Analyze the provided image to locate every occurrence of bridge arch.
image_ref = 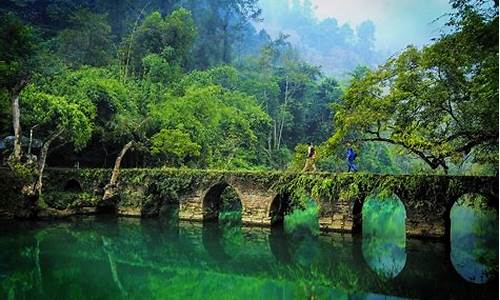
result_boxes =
[352,189,408,234]
[445,192,498,239]
[202,182,243,222]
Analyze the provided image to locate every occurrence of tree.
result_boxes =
[20,82,95,195]
[308,77,343,142]
[327,4,498,173]
[56,9,114,67]
[48,67,143,167]
[184,0,261,67]
[0,13,38,162]
[150,129,201,166]
[150,68,271,169]
[121,8,196,78]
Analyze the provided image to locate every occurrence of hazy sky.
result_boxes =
[308,0,452,51]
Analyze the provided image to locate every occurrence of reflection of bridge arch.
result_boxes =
[359,190,407,279]
[202,222,232,262]
[267,191,322,266]
[449,193,498,284]
[268,227,292,264]
[268,227,322,267]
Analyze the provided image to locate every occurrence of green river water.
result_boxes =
[0,197,497,299]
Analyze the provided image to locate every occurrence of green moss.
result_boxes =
[42,192,98,210]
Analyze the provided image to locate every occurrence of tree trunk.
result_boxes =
[267,128,272,154]
[36,130,63,195]
[123,5,148,80]
[222,11,231,63]
[273,119,277,149]
[277,78,290,150]
[10,79,28,161]
[12,93,22,160]
[28,124,39,155]
[103,141,133,201]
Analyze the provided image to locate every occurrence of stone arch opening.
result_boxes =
[96,203,118,215]
[202,183,243,223]
[449,193,498,284]
[63,179,83,193]
[159,198,180,225]
[269,190,320,237]
[361,191,406,238]
[361,190,407,279]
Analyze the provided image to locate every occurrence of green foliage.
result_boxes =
[284,199,320,236]
[0,12,38,89]
[7,160,36,183]
[288,143,309,171]
[0,1,496,175]
[142,54,182,84]
[151,78,271,169]
[121,9,196,77]
[21,83,95,150]
[55,9,114,67]
[326,5,498,174]
[151,129,201,166]
[455,193,490,211]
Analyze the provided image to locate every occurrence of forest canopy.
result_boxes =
[0,0,498,178]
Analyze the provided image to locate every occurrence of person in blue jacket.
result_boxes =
[346,143,358,172]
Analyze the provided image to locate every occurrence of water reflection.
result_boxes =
[0,217,497,299]
[362,238,406,279]
[202,222,232,261]
[450,194,498,284]
[283,199,321,267]
[269,227,292,263]
[270,226,321,268]
[362,192,407,278]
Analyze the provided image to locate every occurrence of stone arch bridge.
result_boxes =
[1,168,497,238]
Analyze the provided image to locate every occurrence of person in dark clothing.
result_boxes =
[347,144,358,172]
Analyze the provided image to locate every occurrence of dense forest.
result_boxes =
[0,0,498,189]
